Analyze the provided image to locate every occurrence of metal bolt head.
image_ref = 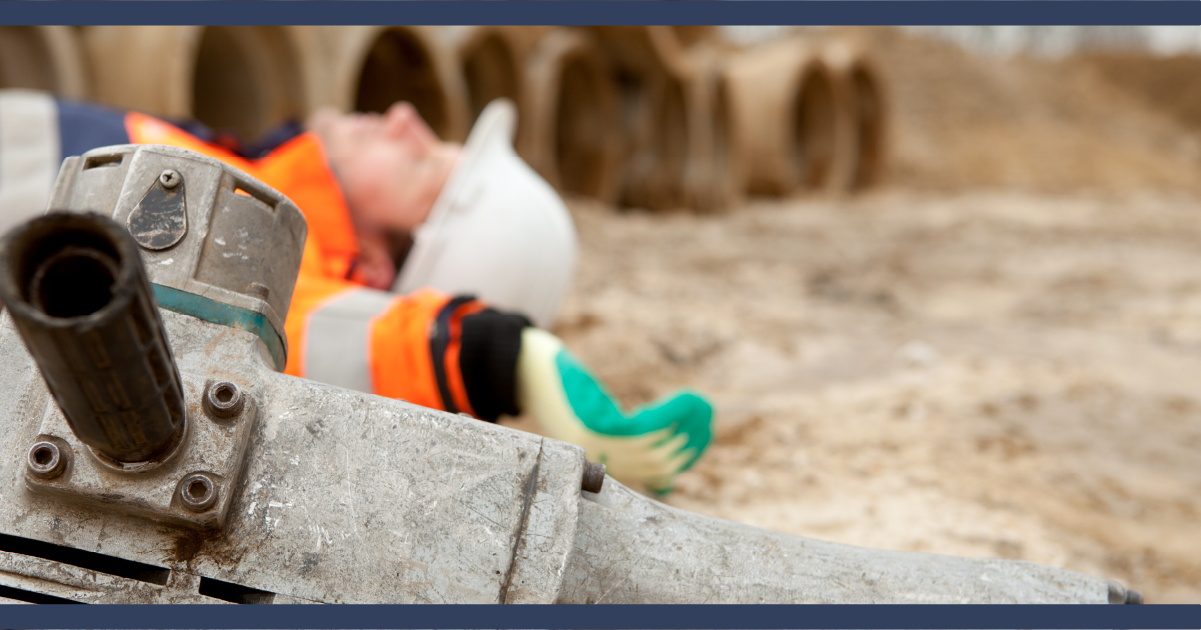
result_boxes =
[1107,581,1143,604]
[204,381,245,419]
[158,169,181,189]
[179,473,218,512]
[26,441,66,479]
[582,461,606,493]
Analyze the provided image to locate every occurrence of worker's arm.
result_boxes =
[287,273,712,492]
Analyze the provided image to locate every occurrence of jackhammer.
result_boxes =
[0,144,1139,604]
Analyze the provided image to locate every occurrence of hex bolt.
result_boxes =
[582,461,606,493]
[158,169,181,189]
[204,381,245,419]
[246,282,270,300]
[179,473,218,512]
[26,441,67,479]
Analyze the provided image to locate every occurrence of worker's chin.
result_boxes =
[360,266,398,291]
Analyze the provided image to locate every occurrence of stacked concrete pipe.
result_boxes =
[725,36,843,196]
[442,25,552,127]
[589,26,700,211]
[82,26,307,142]
[518,28,623,204]
[321,26,469,142]
[681,44,745,213]
[444,25,523,128]
[0,26,89,98]
[823,37,888,192]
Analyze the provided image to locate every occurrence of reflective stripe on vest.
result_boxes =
[303,288,399,393]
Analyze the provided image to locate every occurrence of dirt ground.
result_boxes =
[504,29,1201,604]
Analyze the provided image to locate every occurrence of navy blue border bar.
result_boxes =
[1,604,1199,629]
[0,1,1200,26]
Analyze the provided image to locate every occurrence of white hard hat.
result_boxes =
[393,98,577,328]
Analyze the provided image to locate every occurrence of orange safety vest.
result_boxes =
[125,113,483,416]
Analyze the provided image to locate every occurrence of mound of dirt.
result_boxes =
[824,26,1201,193]
[1066,52,1201,131]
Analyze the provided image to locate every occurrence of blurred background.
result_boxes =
[2,24,1198,602]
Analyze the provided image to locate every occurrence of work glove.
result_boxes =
[517,327,712,494]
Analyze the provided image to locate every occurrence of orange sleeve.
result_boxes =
[366,288,449,410]
[124,111,485,415]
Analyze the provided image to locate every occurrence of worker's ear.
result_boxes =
[351,232,402,290]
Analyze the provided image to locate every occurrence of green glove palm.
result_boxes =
[517,328,712,493]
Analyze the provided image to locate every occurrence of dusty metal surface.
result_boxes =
[0,310,1124,604]
[48,144,306,371]
[558,480,1115,604]
[0,310,589,603]
[25,369,257,529]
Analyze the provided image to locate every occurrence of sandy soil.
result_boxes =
[522,189,1201,605]
[506,30,1200,604]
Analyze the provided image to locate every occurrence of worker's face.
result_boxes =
[308,102,455,235]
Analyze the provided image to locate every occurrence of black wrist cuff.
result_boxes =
[459,309,532,422]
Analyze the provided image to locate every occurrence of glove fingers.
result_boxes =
[636,389,714,470]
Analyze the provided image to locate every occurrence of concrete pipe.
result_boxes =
[619,68,692,211]
[323,26,469,142]
[670,26,719,48]
[586,27,725,210]
[83,26,307,142]
[726,37,843,196]
[518,28,622,204]
[588,25,700,78]
[0,26,88,98]
[682,46,745,214]
[824,38,888,192]
[442,26,529,126]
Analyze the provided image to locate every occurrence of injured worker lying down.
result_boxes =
[0,89,713,493]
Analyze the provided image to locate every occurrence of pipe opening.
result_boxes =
[711,75,733,184]
[656,75,689,204]
[794,66,837,189]
[356,29,449,137]
[851,67,884,189]
[30,247,119,319]
[555,55,613,198]
[616,70,688,209]
[462,34,519,123]
[11,223,126,321]
[191,26,304,142]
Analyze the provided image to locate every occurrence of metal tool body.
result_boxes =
[0,145,1132,604]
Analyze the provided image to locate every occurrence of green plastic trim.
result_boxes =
[151,283,286,371]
